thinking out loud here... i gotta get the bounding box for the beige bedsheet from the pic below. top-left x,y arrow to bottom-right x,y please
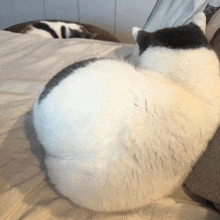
0,30 -> 220,220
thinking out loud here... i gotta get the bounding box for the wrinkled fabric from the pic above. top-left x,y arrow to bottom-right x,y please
210,0 -> 220,7
206,8 -> 220,41
143,0 -> 213,32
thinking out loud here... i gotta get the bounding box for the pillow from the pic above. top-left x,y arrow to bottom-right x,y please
184,9 -> 220,212
0,30 -> 219,220
185,125 -> 220,213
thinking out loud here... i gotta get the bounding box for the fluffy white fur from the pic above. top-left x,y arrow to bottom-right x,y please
33,13 -> 220,212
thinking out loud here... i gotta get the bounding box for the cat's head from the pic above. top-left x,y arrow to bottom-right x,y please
130,12 -> 212,74
69,27 -> 97,39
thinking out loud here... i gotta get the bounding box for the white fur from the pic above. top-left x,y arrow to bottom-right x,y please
33,16 -> 220,212
132,27 -> 142,39
26,28 -> 53,38
191,12 -> 206,34
42,21 -> 83,38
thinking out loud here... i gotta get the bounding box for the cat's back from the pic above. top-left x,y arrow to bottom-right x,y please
35,58 -> 151,123
21,20 -> 84,38
33,58 -> 186,159
32,13 -> 220,212
35,58 -> 182,116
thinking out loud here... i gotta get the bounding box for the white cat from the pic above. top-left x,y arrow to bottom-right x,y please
21,21 -> 96,39
33,12 -> 220,212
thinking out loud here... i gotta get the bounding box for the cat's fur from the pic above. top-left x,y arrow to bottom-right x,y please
33,13 -> 220,212
21,21 -> 97,39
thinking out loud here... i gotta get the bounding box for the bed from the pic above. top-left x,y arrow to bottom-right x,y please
1,0 -> 220,219
0,28 -> 220,220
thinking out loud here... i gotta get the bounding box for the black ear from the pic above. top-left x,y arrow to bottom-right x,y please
83,32 -> 97,39
69,28 -> 83,38
132,27 -> 152,55
91,33 -> 98,39
78,26 -> 98,39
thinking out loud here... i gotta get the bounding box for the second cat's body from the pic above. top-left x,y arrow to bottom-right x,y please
21,21 -> 96,39
33,13 -> 220,212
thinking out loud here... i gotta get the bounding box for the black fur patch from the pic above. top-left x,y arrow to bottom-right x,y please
68,29 -> 94,39
83,32 -> 94,39
61,26 -> 66,38
33,22 -> 59,38
69,29 -> 84,38
38,58 -> 101,104
136,23 -> 210,55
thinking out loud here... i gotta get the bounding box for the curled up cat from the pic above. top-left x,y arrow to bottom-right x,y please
21,21 -> 97,39
33,12 -> 220,212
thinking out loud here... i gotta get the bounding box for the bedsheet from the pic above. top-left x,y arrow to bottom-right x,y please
0,30 -> 220,220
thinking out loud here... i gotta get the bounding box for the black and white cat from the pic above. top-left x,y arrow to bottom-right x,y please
33,12 -> 220,212
21,21 -> 97,39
